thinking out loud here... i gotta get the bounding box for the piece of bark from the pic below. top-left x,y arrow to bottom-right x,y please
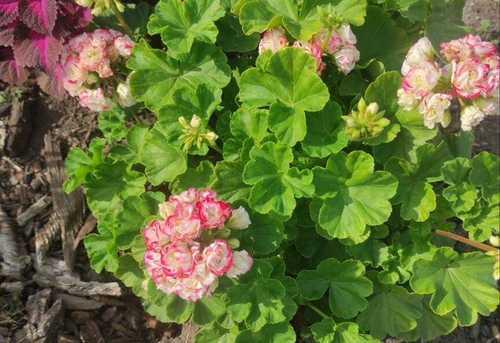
58,334 -> 80,343
35,213 -> 61,266
0,281 -> 24,293
43,133 -> 85,271
73,215 -> 97,250
166,322 -> 199,343
79,320 -> 105,343
5,95 -> 32,156
34,257 -> 122,297
0,206 -> 30,278
20,289 -> 64,343
16,195 -> 52,226
57,294 -> 104,311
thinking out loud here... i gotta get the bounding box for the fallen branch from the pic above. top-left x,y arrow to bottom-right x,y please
434,229 -> 497,252
16,194 -> 52,226
35,213 -> 61,266
73,215 -> 97,250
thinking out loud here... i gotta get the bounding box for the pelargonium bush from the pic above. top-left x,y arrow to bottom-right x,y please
0,0 -> 91,96
64,1 -> 499,342
61,29 -> 135,111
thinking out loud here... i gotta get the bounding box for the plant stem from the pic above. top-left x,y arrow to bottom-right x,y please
110,0 -> 132,35
306,303 -> 329,319
434,230 -> 497,252
210,143 -> 223,155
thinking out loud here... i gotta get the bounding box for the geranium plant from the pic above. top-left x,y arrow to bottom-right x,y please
64,0 -> 499,342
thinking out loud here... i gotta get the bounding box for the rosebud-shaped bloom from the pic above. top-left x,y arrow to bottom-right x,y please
294,40 -> 325,74
486,68 -> 499,97
80,40 -> 107,71
165,216 -> 202,242
258,28 -> 288,55
334,45 -> 360,75
401,37 -> 434,75
226,250 -> 253,278
158,201 -> 177,219
175,188 -> 200,204
78,88 -> 113,112
197,198 -> 232,229
203,240 -> 233,276
160,241 -> 198,278
62,56 -> 87,96
460,105 -> 485,131
402,61 -> 441,97
144,250 -> 162,278
116,81 -> 136,107
452,60 -> 491,99
227,207 -> 251,230
144,220 -> 169,250
155,275 -> 180,295
397,88 -> 420,110
114,35 -> 134,57
440,38 -> 472,62
419,93 -> 452,129
175,276 -> 208,302
337,24 -> 357,46
472,40 -> 497,60
327,31 -> 343,54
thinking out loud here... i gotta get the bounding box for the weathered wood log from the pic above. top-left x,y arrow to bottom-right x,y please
16,194 -> 52,226
5,95 -> 32,156
35,213 -> 61,266
79,320 -> 105,343
57,293 -> 104,311
33,257 -> 122,297
43,133 -> 85,271
0,206 -> 30,278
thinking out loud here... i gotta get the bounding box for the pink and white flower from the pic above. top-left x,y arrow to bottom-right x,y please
397,88 -> 420,110
402,61 -> 441,98
337,24 -> 357,46
294,40 -> 326,74
226,250 -> 253,279
334,45 -> 360,75
203,240 -> 233,276
78,88 -> 113,112
164,216 -> 202,242
160,241 -> 198,278
402,37 -> 434,75
227,207 -> 251,230
451,60 -> 491,99
441,38 -> 473,62
144,220 -> 169,250
461,105 -> 486,131
258,28 -> 288,55
114,35 -> 135,57
419,93 -> 452,129
197,198 -> 232,229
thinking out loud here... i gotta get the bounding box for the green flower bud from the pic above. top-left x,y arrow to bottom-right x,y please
179,115 -> 217,152
343,98 -> 391,141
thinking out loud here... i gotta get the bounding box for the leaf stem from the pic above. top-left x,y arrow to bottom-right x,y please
434,230 -> 497,252
110,1 -> 132,35
306,303 -> 329,319
210,143 -> 223,155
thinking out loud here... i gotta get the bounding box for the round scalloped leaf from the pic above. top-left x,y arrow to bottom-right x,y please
147,0 -> 225,57
410,247 -> 499,326
357,284 -> 423,339
235,322 -> 296,343
469,152 -> 500,204
236,212 -> 285,256
313,151 -> 398,240
213,161 -> 251,203
311,319 -> 378,343
192,295 -> 226,326
364,71 -> 402,116
170,161 -> 215,194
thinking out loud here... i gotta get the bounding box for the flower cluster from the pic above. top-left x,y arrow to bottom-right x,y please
258,24 -> 360,75
143,189 -> 253,302
61,29 -> 135,112
397,36 -> 499,131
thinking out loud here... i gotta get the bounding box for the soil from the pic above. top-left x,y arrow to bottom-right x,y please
0,1 -> 499,342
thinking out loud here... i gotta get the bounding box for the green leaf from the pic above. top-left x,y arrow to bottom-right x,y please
217,14 -> 260,52
313,151 -> 398,240
462,203 -> 499,241
230,107 -> 270,144
98,108 -> 128,143
144,287 -> 194,323
357,284 -> 423,339
297,258 -> 373,319
196,323 -> 239,343
311,319 -> 378,343
302,101 -> 348,158
353,6 -> 412,70
470,152 -> 500,204
386,143 -> 451,222
227,278 -> 297,331
410,247 -> 499,326
399,298 -> 458,343
192,295 -> 226,325
116,192 -> 164,249
142,128 -> 187,186
213,161 -> 251,203
243,141 -> 314,217
84,229 -> 118,274
235,323 -> 296,343
425,0 -> 467,47
128,42 -> 230,112
347,238 -> 391,268
115,255 -> 147,297
239,48 -> 329,146
237,213 -> 285,255
364,71 -> 402,116
171,161 -> 215,194
147,0 -> 225,57
64,138 -> 105,193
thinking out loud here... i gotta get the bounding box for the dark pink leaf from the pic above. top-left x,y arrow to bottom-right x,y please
14,30 -> 61,71
0,20 -> 16,46
37,65 -> 66,99
19,0 -> 56,34
0,46 -> 29,85
54,0 -> 91,39
0,0 -> 18,26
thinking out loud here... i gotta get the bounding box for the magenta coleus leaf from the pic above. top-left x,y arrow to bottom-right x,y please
0,0 -> 18,26
56,0 -> 92,33
14,30 -> 61,70
0,46 -> 28,84
37,64 -> 66,99
19,0 -> 57,34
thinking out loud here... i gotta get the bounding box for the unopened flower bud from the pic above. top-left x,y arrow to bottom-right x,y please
204,131 -> 218,143
366,102 -> 379,115
227,207 -> 251,230
190,115 -> 201,129
490,236 -> 500,247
